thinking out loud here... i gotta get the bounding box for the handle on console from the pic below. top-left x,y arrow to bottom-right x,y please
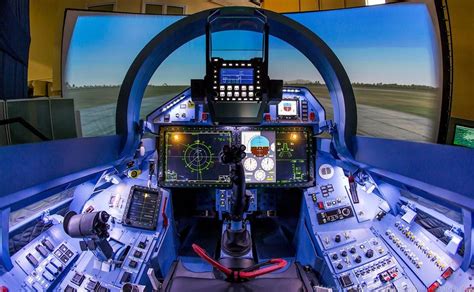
192,243 -> 287,281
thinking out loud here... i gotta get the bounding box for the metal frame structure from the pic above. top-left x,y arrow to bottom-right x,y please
116,6 -> 357,158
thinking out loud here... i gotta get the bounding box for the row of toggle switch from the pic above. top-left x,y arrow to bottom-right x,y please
388,221 -> 448,271
386,229 -> 424,269
354,257 -> 394,278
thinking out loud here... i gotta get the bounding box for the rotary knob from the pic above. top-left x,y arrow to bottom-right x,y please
366,249 -> 374,258
341,250 -> 348,257
335,234 -> 341,243
355,256 -> 362,263
332,254 -> 338,260
336,263 -> 343,270
350,247 -> 356,254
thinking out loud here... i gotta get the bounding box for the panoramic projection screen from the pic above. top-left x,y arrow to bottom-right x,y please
62,4 -> 441,141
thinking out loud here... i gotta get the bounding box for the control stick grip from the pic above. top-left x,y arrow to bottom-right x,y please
219,144 -> 248,222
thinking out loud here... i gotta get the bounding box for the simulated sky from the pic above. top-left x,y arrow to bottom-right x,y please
65,3 -> 438,87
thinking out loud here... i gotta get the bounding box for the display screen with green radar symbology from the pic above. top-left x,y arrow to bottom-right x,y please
164,130 -> 232,186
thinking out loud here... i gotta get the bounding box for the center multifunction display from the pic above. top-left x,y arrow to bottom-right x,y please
209,58 -> 264,103
159,127 -> 314,187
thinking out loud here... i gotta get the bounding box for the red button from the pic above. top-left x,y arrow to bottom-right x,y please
441,267 -> 453,279
317,202 -> 324,210
201,112 -> 208,121
428,281 -> 440,292
0,286 -> 9,292
264,113 -> 271,121
309,112 -> 315,121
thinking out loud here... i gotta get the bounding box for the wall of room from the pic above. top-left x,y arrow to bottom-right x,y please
261,0 -> 403,12
29,0 -> 85,96
447,0 -> 474,122
1,0 -> 30,99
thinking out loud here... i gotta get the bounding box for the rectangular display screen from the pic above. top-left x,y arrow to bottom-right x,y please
122,186 -> 162,230
220,68 -> 254,84
241,129 -> 311,184
453,125 -> 474,148
278,100 -> 299,117
163,130 -> 232,184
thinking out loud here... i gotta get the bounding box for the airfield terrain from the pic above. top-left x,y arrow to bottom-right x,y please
67,84 -> 438,141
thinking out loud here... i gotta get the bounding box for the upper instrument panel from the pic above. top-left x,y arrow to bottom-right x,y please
209,58 -> 264,104
158,126 -> 314,188
146,86 -> 326,130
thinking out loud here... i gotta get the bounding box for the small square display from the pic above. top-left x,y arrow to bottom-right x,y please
453,125 -> 474,148
278,100 -> 298,117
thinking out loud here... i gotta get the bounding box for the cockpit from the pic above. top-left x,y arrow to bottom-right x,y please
0,4 -> 473,292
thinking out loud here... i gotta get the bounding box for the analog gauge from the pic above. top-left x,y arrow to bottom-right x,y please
254,170 -> 266,181
261,157 -> 275,171
244,158 -> 258,172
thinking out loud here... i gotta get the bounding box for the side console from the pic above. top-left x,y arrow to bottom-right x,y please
0,225 -> 79,292
306,152 -> 473,291
317,229 -> 416,291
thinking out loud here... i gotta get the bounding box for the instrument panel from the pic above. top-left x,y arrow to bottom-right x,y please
158,126 -> 314,188
146,86 -> 325,128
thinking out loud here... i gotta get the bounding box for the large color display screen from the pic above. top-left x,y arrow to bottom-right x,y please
163,130 -> 232,185
241,129 -> 311,184
63,4 -> 441,142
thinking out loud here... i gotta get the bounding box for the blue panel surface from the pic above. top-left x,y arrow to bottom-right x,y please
352,136 -> 474,200
0,135 -> 122,197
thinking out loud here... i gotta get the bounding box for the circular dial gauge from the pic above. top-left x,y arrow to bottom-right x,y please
244,158 -> 258,172
261,157 -> 275,171
254,170 -> 266,181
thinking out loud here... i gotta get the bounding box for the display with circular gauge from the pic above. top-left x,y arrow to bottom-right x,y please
241,130 -> 277,183
244,157 -> 258,171
254,169 -> 266,181
249,135 -> 270,157
261,157 -> 275,171
183,140 -> 213,172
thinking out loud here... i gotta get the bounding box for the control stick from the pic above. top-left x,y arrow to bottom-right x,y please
219,145 -> 250,222
219,144 -> 252,257
63,211 -> 113,261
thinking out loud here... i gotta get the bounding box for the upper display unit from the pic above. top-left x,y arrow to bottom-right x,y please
158,126 -> 314,188
191,8 -> 282,124
209,58 -> 264,103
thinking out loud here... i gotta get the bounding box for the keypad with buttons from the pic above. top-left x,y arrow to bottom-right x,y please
209,58 -> 263,103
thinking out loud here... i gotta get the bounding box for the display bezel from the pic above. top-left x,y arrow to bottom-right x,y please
158,126 -> 315,188
122,185 -> 162,231
158,126 -> 234,188
277,98 -> 300,119
238,126 -> 315,188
